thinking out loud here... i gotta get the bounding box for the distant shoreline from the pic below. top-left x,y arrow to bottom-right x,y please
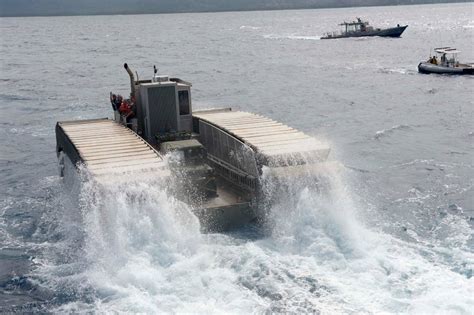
0,0 -> 471,18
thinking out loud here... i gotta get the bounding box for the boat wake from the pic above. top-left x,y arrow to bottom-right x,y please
30,154 -> 473,313
462,22 -> 474,29
374,124 -> 412,140
263,34 -> 321,41
239,25 -> 261,30
378,67 -> 417,75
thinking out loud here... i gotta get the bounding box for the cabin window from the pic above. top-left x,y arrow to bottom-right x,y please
179,90 -> 190,115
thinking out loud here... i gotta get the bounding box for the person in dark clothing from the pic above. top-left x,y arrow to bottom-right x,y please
115,95 -> 123,110
110,92 -> 118,111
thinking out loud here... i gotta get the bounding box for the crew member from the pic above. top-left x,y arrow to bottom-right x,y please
110,93 -> 119,111
119,99 -> 130,116
125,97 -> 136,123
441,53 -> 447,65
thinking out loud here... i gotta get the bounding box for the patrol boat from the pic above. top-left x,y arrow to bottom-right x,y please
56,63 -> 330,231
321,17 -> 407,39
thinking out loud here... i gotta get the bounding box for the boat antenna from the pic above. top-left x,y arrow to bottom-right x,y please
135,71 -> 139,82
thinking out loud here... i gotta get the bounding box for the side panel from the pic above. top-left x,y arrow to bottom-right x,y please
140,83 -> 179,143
55,121 -> 89,166
199,120 -> 258,177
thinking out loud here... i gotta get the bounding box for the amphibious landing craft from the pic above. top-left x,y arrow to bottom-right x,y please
56,63 -> 331,231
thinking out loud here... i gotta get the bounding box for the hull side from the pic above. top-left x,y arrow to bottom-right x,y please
375,25 -> 408,37
418,62 -> 474,75
322,25 -> 407,39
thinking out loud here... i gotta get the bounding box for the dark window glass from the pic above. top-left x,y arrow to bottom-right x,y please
179,90 -> 190,115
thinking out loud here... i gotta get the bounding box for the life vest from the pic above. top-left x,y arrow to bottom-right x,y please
119,101 -> 131,115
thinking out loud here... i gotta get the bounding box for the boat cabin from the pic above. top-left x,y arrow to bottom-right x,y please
339,18 -> 373,33
119,64 -> 193,145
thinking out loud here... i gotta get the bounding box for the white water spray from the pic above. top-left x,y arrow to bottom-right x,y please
35,152 -> 473,313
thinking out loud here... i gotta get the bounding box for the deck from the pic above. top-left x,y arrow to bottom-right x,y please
56,119 -> 168,179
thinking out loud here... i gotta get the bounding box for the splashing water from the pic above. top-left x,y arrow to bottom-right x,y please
35,157 -> 205,312
257,162 -> 473,313
30,154 -> 473,313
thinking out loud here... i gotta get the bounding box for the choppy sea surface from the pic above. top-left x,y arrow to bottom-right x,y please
1,3 -> 473,313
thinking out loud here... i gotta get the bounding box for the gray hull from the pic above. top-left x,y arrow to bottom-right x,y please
321,25 -> 407,39
418,62 -> 474,75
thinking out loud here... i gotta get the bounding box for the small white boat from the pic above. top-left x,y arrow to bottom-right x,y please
418,47 -> 474,75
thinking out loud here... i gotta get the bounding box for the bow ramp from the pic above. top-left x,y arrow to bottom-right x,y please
56,119 -> 168,180
193,110 -> 330,166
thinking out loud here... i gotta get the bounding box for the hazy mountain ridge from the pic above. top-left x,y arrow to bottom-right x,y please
0,0 -> 469,17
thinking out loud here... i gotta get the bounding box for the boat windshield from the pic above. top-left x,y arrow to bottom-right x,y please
341,22 -> 363,33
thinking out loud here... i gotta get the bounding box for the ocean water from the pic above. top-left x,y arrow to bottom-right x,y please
0,2 -> 473,313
